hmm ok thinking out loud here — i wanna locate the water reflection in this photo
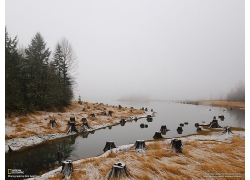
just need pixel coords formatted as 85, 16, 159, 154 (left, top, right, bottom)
5, 135, 78, 176
5, 101, 245, 176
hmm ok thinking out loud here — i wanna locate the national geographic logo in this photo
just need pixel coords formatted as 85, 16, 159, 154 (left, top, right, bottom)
7, 169, 24, 174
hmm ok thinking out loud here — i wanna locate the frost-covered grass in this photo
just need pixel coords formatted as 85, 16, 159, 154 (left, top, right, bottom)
32, 130, 245, 180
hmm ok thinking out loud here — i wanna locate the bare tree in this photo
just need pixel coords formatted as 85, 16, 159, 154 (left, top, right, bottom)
60, 37, 78, 85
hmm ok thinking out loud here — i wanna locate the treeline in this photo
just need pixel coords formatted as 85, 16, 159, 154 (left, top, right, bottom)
226, 82, 245, 102
5, 28, 78, 111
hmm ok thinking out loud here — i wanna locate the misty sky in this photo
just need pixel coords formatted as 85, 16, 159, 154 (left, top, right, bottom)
5, 0, 245, 102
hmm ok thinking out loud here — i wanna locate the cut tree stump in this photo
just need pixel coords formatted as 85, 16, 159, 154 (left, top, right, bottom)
134, 140, 146, 150
223, 127, 232, 134
153, 131, 163, 139
147, 115, 153, 122
170, 139, 182, 153
103, 141, 116, 152
106, 162, 130, 179
160, 125, 168, 135
180, 123, 184, 127
82, 118, 90, 130
67, 122, 79, 134
208, 119, 222, 128
49, 120, 58, 127
195, 123, 199, 127
61, 160, 73, 178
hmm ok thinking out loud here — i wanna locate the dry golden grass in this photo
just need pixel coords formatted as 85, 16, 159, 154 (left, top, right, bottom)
5, 101, 145, 139
43, 133, 244, 180
197, 100, 245, 109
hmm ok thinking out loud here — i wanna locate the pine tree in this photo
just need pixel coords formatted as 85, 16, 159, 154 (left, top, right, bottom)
24, 32, 51, 109
5, 27, 24, 110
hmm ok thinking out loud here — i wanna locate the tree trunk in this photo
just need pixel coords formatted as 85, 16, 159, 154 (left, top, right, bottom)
67, 122, 79, 134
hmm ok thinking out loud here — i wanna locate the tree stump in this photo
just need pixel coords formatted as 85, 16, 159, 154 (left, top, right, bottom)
170, 139, 182, 153
208, 119, 222, 128
180, 123, 184, 127
70, 117, 75, 122
151, 109, 153, 112
184, 122, 188, 125
145, 108, 148, 111
134, 140, 146, 150
103, 141, 116, 152
197, 127, 202, 131
67, 122, 79, 134
49, 120, 58, 127
90, 113, 95, 118
153, 131, 163, 139
61, 160, 73, 178
82, 118, 90, 130
147, 115, 153, 122
177, 127, 183, 131
106, 162, 130, 179
141, 107, 144, 110
195, 123, 199, 127
108, 126, 112, 130
160, 125, 168, 135
140, 123, 145, 128
223, 127, 232, 134
108, 110, 113, 116
218, 115, 225, 120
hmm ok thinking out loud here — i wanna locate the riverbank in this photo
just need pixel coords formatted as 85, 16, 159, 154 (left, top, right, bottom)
5, 101, 148, 152
181, 100, 245, 109
29, 128, 245, 180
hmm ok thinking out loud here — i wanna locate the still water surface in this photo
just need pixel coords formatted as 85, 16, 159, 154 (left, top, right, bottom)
5, 100, 245, 176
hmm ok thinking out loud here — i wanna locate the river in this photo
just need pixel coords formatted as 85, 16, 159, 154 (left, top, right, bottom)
5, 100, 245, 177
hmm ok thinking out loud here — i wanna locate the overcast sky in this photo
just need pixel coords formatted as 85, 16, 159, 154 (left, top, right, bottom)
5, 0, 245, 102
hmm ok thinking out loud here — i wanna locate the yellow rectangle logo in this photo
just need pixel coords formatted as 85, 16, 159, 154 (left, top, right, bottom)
8, 169, 12, 174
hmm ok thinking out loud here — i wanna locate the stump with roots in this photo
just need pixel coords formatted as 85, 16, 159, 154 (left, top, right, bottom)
103, 141, 116, 152
67, 122, 79, 134
223, 127, 232, 134
106, 162, 130, 179
61, 160, 73, 178
134, 140, 146, 150
108, 110, 113, 116
180, 123, 184, 127
170, 139, 182, 153
153, 131, 163, 139
208, 119, 222, 128
195, 123, 199, 127
82, 118, 90, 129
49, 120, 58, 127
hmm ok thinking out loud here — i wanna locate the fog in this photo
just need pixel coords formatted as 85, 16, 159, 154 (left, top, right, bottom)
5, 0, 245, 102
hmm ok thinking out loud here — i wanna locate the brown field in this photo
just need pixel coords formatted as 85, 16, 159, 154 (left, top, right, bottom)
42, 130, 245, 180
5, 101, 145, 139
197, 100, 245, 109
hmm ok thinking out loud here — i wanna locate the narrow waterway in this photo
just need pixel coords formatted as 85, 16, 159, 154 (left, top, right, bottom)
5, 100, 245, 177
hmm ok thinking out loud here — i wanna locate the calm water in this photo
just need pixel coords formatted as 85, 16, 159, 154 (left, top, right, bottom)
5, 100, 245, 177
